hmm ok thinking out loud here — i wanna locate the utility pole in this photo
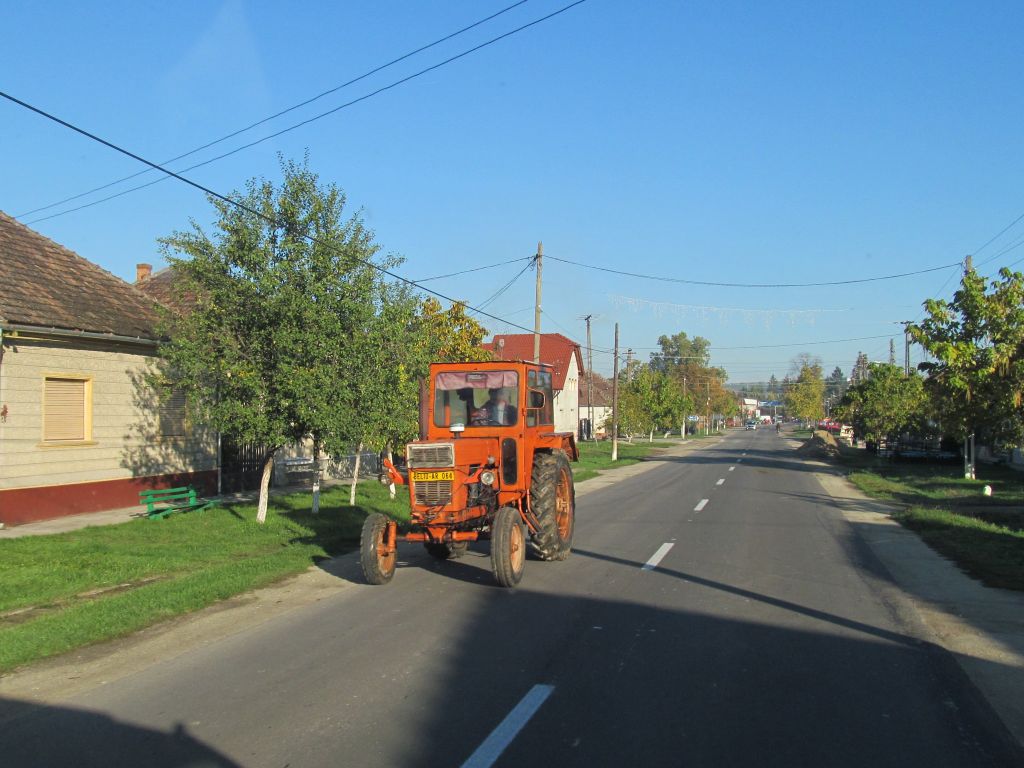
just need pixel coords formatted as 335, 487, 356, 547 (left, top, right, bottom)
962, 255, 975, 479
889, 338, 895, 366
533, 241, 543, 363
681, 375, 687, 441
904, 327, 911, 376
611, 322, 620, 461
705, 380, 711, 436
583, 314, 594, 441
626, 347, 633, 377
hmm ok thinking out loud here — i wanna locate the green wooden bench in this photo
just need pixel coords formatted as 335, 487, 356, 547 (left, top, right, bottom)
140, 486, 218, 520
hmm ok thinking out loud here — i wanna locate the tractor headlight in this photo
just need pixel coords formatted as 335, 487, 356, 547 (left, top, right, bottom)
480, 470, 496, 486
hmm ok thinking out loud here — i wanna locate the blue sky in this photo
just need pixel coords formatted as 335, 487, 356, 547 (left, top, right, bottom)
4, 1, 1023, 381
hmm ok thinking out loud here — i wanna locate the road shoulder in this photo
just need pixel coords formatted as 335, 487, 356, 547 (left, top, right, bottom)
814, 468, 1024, 750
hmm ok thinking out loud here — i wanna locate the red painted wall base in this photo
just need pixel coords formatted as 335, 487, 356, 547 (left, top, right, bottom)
0, 470, 219, 526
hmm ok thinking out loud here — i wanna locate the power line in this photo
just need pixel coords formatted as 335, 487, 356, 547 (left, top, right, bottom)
974, 209, 1024, 260
19, 0, 590, 226
472, 258, 536, 312
624, 333, 893, 351
547, 254, 963, 288
1, 17, 600, 339
415, 256, 532, 282
14, 0, 530, 220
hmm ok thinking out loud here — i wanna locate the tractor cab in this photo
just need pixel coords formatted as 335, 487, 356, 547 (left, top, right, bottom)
428, 362, 554, 438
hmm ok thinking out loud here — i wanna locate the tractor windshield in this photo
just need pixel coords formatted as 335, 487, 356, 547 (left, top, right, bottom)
433, 371, 520, 428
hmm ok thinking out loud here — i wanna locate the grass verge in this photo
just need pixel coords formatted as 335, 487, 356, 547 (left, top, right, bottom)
574, 439, 677, 483
890, 506, 1024, 591
835, 448, 1024, 591
0, 482, 407, 673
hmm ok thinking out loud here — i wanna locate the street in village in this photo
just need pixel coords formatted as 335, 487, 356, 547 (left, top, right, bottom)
3, 430, 1022, 767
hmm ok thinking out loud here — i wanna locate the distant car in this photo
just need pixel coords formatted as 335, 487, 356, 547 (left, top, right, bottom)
744, 420, 757, 430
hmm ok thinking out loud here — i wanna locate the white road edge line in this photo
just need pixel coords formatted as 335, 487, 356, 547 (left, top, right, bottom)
642, 542, 675, 571
461, 684, 555, 768
694, 499, 709, 512
716, 479, 725, 486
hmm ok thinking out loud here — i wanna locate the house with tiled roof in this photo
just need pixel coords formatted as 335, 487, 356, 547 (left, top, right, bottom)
579, 372, 614, 438
489, 332, 584, 438
0, 212, 216, 526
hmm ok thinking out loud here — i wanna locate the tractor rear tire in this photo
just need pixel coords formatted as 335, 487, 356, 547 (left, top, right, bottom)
491, 506, 526, 587
360, 513, 396, 584
529, 451, 575, 561
424, 540, 469, 560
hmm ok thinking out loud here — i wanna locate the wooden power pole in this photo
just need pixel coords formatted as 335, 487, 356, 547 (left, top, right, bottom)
611, 322, 619, 461
584, 314, 594, 440
533, 242, 543, 363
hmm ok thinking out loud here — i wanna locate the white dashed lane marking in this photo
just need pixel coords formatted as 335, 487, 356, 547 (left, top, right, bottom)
694, 499, 709, 512
642, 543, 675, 571
461, 684, 556, 768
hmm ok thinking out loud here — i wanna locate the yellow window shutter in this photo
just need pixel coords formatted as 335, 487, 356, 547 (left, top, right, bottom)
160, 389, 186, 437
45, 378, 86, 441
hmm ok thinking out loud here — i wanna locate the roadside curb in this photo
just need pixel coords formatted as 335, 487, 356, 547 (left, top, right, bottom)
813, 469, 1024, 750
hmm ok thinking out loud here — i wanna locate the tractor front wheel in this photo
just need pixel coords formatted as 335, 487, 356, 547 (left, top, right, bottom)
491, 506, 526, 587
529, 451, 575, 561
360, 513, 397, 584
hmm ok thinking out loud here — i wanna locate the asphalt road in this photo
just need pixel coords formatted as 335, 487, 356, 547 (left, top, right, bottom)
5, 430, 1023, 767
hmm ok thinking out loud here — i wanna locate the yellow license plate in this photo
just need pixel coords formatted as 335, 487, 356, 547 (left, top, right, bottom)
411, 470, 455, 482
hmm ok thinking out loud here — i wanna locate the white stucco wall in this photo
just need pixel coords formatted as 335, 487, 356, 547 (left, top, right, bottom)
553, 353, 580, 438
0, 335, 216, 490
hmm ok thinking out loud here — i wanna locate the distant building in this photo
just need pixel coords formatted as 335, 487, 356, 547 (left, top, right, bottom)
579, 373, 614, 438
489, 333, 584, 438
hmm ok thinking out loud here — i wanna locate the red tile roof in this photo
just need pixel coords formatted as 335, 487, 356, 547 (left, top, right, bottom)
0, 211, 159, 338
489, 332, 584, 391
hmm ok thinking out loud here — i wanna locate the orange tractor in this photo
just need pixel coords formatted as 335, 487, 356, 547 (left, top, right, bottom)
361, 359, 577, 587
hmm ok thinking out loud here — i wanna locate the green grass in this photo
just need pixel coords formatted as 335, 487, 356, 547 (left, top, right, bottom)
892, 506, 1024, 591
574, 439, 675, 483
0, 482, 407, 673
834, 448, 1024, 590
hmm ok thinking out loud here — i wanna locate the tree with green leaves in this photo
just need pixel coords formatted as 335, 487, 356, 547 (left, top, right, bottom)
650, 331, 711, 374
158, 158, 402, 522
835, 363, 929, 443
825, 366, 847, 401
785, 354, 825, 423
618, 365, 687, 440
909, 266, 1024, 475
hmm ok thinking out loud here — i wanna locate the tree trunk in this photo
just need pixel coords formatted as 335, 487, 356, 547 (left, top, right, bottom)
648, 429, 654, 442
386, 446, 396, 500
349, 441, 363, 506
312, 440, 321, 515
256, 448, 277, 524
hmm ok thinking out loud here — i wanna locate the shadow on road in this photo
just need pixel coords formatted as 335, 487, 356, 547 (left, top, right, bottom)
1, 698, 241, 767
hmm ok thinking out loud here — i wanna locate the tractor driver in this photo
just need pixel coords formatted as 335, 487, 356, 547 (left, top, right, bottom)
471, 388, 517, 426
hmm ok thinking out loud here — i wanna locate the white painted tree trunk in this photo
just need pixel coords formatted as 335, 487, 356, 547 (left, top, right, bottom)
649, 429, 654, 442
256, 450, 276, 524
311, 442, 321, 515
349, 441, 363, 506
386, 447, 396, 500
